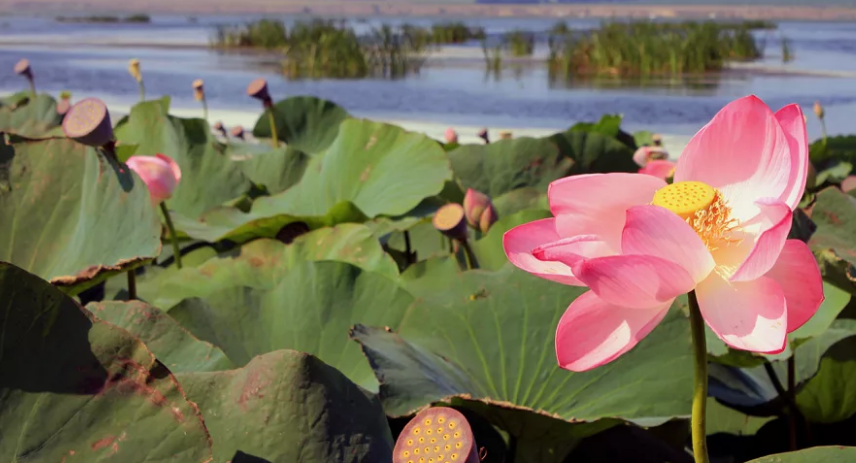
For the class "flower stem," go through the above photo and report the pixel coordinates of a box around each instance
[27,78,36,98]
[788,355,798,450]
[138,80,146,102]
[404,230,414,265]
[127,270,137,300]
[688,290,709,463]
[460,240,479,271]
[267,108,279,148]
[159,202,183,269]
[820,119,828,147]
[202,98,208,122]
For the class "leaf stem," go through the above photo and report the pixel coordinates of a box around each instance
[788,355,797,450]
[138,80,145,102]
[460,239,479,271]
[267,108,279,148]
[127,270,137,300]
[159,202,183,269]
[688,290,709,463]
[404,230,414,265]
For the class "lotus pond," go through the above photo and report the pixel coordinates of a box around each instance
[4,60,856,463]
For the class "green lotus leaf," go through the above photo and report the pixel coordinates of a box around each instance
[0,262,213,462]
[0,93,63,137]
[795,319,856,423]
[706,398,773,436]
[0,137,161,295]
[448,136,572,198]
[808,187,856,293]
[228,142,310,194]
[87,300,235,373]
[176,350,394,462]
[351,265,694,461]
[172,119,452,243]
[251,96,351,154]
[114,99,251,219]
[748,446,856,462]
[135,223,398,309]
[548,129,639,174]
[167,260,413,391]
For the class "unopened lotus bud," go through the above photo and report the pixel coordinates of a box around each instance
[392,407,479,463]
[444,127,458,144]
[192,79,205,101]
[499,130,512,140]
[14,58,32,79]
[128,59,142,82]
[477,127,489,144]
[814,101,824,120]
[433,203,468,242]
[478,203,498,233]
[247,78,273,108]
[213,121,228,138]
[56,91,72,117]
[463,188,491,228]
[62,97,114,148]
[230,125,245,140]
[842,175,856,193]
[125,154,182,205]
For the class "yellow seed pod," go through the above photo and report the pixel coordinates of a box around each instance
[128,59,142,82]
[392,407,478,463]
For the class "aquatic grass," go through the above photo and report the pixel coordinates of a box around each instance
[213,19,428,79]
[430,22,485,44]
[548,20,763,79]
[506,30,535,57]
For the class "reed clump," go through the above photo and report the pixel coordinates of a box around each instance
[212,19,429,79]
[548,20,764,79]
[430,22,486,44]
[506,30,535,57]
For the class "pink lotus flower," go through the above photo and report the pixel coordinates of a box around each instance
[503,96,823,372]
[639,159,676,180]
[445,127,459,144]
[126,154,182,205]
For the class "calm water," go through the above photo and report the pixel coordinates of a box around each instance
[2,14,856,138]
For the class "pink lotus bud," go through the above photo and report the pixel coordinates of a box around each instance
[444,127,458,144]
[247,78,272,108]
[842,175,856,193]
[62,97,114,148]
[463,188,492,227]
[56,97,71,117]
[125,154,182,205]
[433,203,468,241]
[478,202,498,233]
[230,125,245,140]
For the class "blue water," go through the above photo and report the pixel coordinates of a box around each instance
[1,15,856,139]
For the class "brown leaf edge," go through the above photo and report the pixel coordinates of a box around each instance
[51,254,157,296]
[82,304,215,463]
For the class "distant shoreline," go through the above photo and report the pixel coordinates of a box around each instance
[6,1,856,21]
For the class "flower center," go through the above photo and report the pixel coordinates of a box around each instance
[652,181,738,250]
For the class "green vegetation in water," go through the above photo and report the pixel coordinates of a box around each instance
[506,30,535,57]
[548,20,763,80]
[55,14,151,24]
[782,35,794,63]
[211,19,429,79]
[429,21,486,44]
